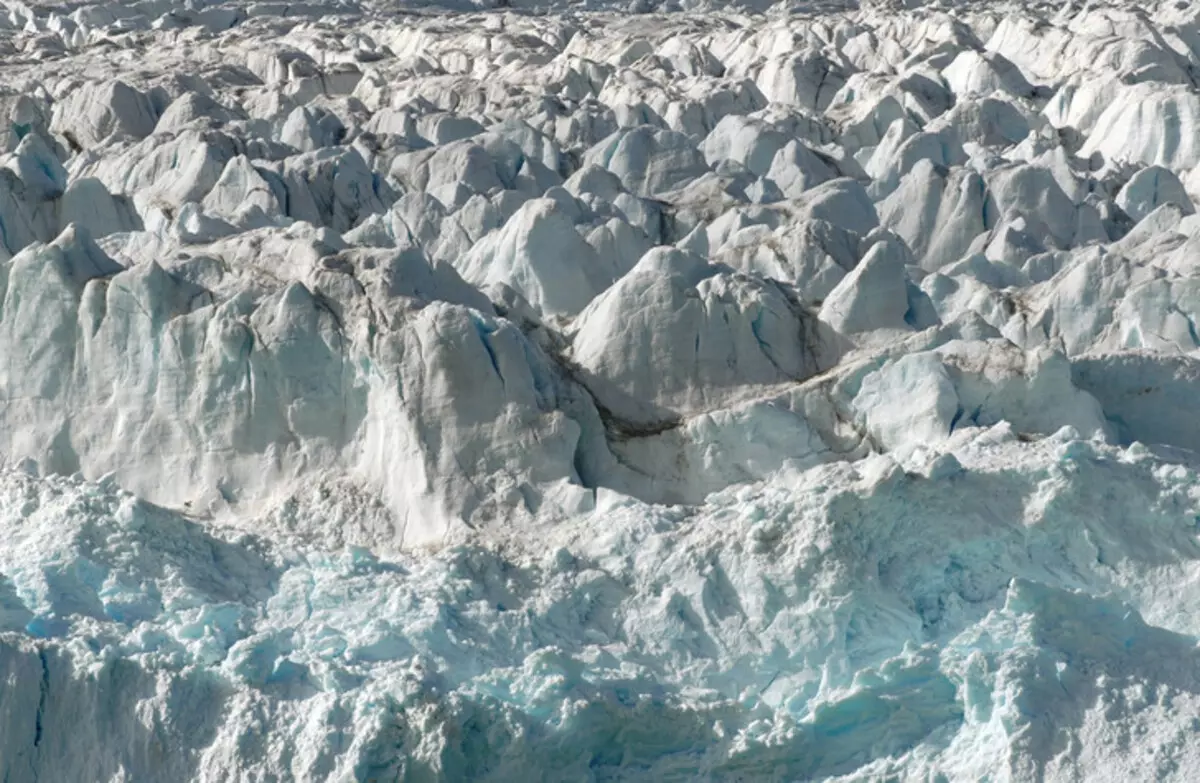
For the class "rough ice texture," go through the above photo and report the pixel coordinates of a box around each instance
[3,0,1200,779]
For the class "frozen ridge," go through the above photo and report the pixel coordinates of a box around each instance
[3,0,1200,779]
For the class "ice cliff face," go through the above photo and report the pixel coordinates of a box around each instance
[4,0,1200,779]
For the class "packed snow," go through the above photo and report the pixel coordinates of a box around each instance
[3,0,1200,779]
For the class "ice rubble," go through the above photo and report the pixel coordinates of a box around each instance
[4,0,1200,779]
[8,431,1200,781]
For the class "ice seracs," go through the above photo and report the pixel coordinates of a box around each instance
[570,246,843,426]
[49,79,157,149]
[456,196,611,317]
[3,0,1200,779]
[1116,164,1195,223]
[818,230,918,335]
[583,124,711,198]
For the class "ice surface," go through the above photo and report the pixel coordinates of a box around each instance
[4,0,1200,779]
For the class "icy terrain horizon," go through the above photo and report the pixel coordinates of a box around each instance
[4,0,1200,779]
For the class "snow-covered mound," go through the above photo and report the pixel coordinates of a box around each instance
[3,0,1200,779]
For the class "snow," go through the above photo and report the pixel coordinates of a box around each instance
[4,0,1200,779]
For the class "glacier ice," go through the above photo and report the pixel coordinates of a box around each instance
[8,432,1200,781]
[4,0,1200,780]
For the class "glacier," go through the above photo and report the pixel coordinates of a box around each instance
[3,0,1200,779]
